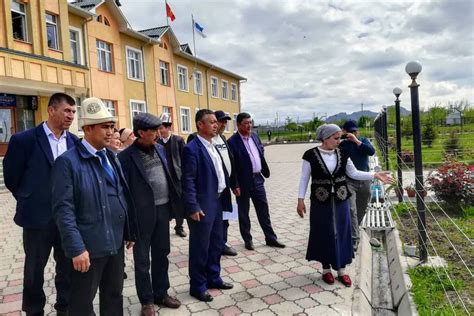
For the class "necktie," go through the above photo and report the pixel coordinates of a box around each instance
[96,150,116,182]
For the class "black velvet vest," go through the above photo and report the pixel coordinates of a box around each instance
[302,147,351,203]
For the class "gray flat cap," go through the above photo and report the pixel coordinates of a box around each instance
[133,113,162,132]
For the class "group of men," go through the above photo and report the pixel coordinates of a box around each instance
[3,93,286,316]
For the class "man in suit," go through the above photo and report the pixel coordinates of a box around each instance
[182,109,233,302]
[52,97,137,316]
[213,110,239,256]
[3,93,77,316]
[119,113,181,315]
[157,113,187,238]
[228,112,285,251]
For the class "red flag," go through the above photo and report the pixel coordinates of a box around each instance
[166,2,176,22]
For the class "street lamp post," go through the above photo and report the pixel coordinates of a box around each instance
[382,105,389,170]
[393,87,403,202]
[405,61,427,262]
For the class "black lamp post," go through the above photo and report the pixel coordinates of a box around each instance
[393,87,403,202]
[405,61,427,262]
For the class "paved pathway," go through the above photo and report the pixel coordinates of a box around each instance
[0,143,356,315]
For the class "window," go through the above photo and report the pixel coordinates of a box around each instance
[126,47,143,81]
[159,61,169,86]
[231,83,238,101]
[11,1,27,41]
[194,71,203,95]
[69,28,82,64]
[177,65,188,91]
[225,112,230,132]
[162,106,172,122]
[180,107,191,133]
[103,100,116,117]
[46,13,59,50]
[130,100,146,125]
[96,40,112,72]
[211,77,218,98]
[221,80,228,100]
[233,114,238,132]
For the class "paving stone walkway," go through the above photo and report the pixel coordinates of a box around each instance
[0,143,357,315]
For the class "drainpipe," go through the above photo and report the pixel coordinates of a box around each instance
[141,39,153,113]
[82,16,94,97]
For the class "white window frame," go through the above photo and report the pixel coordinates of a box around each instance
[126,46,144,81]
[224,112,231,132]
[46,13,59,50]
[69,26,84,65]
[129,99,147,126]
[180,106,191,133]
[221,80,228,100]
[210,76,218,98]
[96,39,112,72]
[233,113,238,132]
[193,70,203,95]
[177,64,189,92]
[231,83,238,102]
[102,99,116,117]
[159,60,169,86]
[11,0,28,42]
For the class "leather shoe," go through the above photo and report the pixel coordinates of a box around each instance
[154,295,181,309]
[209,281,233,290]
[322,272,335,285]
[223,245,237,256]
[337,275,352,287]
[244,241,255,250]
[266,239,286,248]
[190,290,213,302]
[175,228,187,238]
[140,304,155,316]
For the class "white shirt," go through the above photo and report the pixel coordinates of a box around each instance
[160,134,171,144]
[197,135,227,193]
[213,134,232,175]
[42,122,67,160]
[298,148,375,198]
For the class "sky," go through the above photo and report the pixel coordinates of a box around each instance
[119,0,474,124]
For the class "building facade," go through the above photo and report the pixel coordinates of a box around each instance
[0,0,245,155]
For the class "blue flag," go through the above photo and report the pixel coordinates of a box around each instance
[194,21,207,38]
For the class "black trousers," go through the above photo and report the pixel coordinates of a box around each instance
[223,220,230,244]
[174,217,184,230]
[22,227,71,315]
[134,205,171,305]
[236,174,277,243]
[68,247,124,316]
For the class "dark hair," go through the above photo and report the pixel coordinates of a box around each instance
[48,93,75,108]
[195,109,214,126]
[119,128,126,136]
[236,112,251,124]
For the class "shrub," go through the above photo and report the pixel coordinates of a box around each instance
[443,130,462,157]
[427,159,474,209]
[422,123,437,148]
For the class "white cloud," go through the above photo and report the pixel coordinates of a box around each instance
[120,0,473,123]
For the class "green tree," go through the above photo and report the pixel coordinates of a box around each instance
[422,122,437,148]
[444,130,462,157]
[358,116,371,128]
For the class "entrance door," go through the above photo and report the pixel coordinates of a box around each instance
[0,108,15,156]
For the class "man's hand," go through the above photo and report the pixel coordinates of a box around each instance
[297,199,306,218]
[233,188,241,197]
[190,210,205,222]
[346,133,362,146]
[72,250,90,273]
[125,241,135,249]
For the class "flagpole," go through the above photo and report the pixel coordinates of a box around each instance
[191,15,200,108]
[165,0,169,26]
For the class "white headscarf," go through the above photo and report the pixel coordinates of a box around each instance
[316,124,341,141]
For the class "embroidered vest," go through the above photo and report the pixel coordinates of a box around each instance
[302,147,351,203]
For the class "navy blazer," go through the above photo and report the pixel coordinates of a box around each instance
[118,142,181,237]
[3,123,78,228]
[227,132,270,194]
[181,137,232,218]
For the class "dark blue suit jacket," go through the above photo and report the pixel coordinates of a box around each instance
[3,123,78,228]
[227,132,270,194]
[181,137,232,217]
[118,142,181,237]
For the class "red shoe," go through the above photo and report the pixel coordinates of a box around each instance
[322,272,335,284]
[337,275,352,287]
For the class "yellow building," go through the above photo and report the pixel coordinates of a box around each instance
[0,0,93,154]
[0,0,245,156]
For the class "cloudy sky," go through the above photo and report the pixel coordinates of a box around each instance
[120,0,473,124]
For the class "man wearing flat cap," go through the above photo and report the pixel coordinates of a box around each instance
[52,97,137,315]
[119,113,182,315]
[339,120,375,250]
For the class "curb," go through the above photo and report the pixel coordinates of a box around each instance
[352,229,373,316]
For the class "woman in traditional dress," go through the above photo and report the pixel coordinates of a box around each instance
[297,124,393,287]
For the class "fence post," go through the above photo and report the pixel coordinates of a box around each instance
[382,106,389,170]
[393,88,403,202]
[406,61,427,262]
